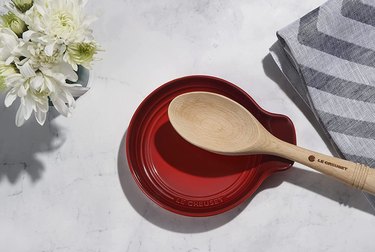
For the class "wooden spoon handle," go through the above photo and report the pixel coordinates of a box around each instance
[270,138,375,195]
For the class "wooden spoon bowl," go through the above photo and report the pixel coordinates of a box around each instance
[169,92,268,155]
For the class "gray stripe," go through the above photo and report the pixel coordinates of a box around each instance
[362,0,375,7]
[278,19,375,85]
[308,87,375,123]
[341,0,375,27]
[342,153,375,167]
[301,66,375,103]
[298,8,375,68]
[330,131,375,160]
[318,110,375,139]
[318,0,375,50]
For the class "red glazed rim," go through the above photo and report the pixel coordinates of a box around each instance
[126,75,296,217]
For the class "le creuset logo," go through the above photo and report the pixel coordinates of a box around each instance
[175,197,224,208]
[308,155,348,171]
[308,155,315,162]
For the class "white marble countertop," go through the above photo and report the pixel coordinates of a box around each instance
[1,0,375,251]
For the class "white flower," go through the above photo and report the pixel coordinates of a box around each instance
[0,62,17,91]
[24,0,94,50]
[64,41,98,71]
[4,68,80,127]
[4,72,35,126]
[1,0,99,127]
[11,0,33,13]
[15,39,65,68]
[0,12,27,37]
[0,28,19,63]
[11,39,78,81]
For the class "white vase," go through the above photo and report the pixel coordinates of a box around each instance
[69,65,91,99]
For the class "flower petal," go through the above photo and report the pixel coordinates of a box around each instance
[5,56,15,65]
[18,61,36,78]
[51,62,78,82]
[44,42,55,57]
[44,76,55,93]
[15,103,26,127]
[4,88,17,107]
[38,98,49,113]
[23,96,34,120]
[5,73,23,87]
[22,30,37,41]
[0,28,19,61]
[35,108,47,125]
[51,95,71,117]
[17,83,27,97]
[62,89,75,107]
[30,74,44,90]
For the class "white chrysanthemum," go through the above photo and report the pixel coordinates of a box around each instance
[11,39,78,81]
[11,0,33,13]
[1,0,99,127]
[0,11,27,37]
[1,27,83,127]
[0,28,19,63]
[4,68,80,126]
[0,62,17,91]
[64,41,98,71]
[7,0,99,71]
[24,0,94,47]
[4,72,47,126]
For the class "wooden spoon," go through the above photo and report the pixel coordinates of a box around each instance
[168,91,375,195]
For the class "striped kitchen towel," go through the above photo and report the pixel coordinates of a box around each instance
[270,0,375,209]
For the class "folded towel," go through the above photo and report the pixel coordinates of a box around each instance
[270,0,375,210]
